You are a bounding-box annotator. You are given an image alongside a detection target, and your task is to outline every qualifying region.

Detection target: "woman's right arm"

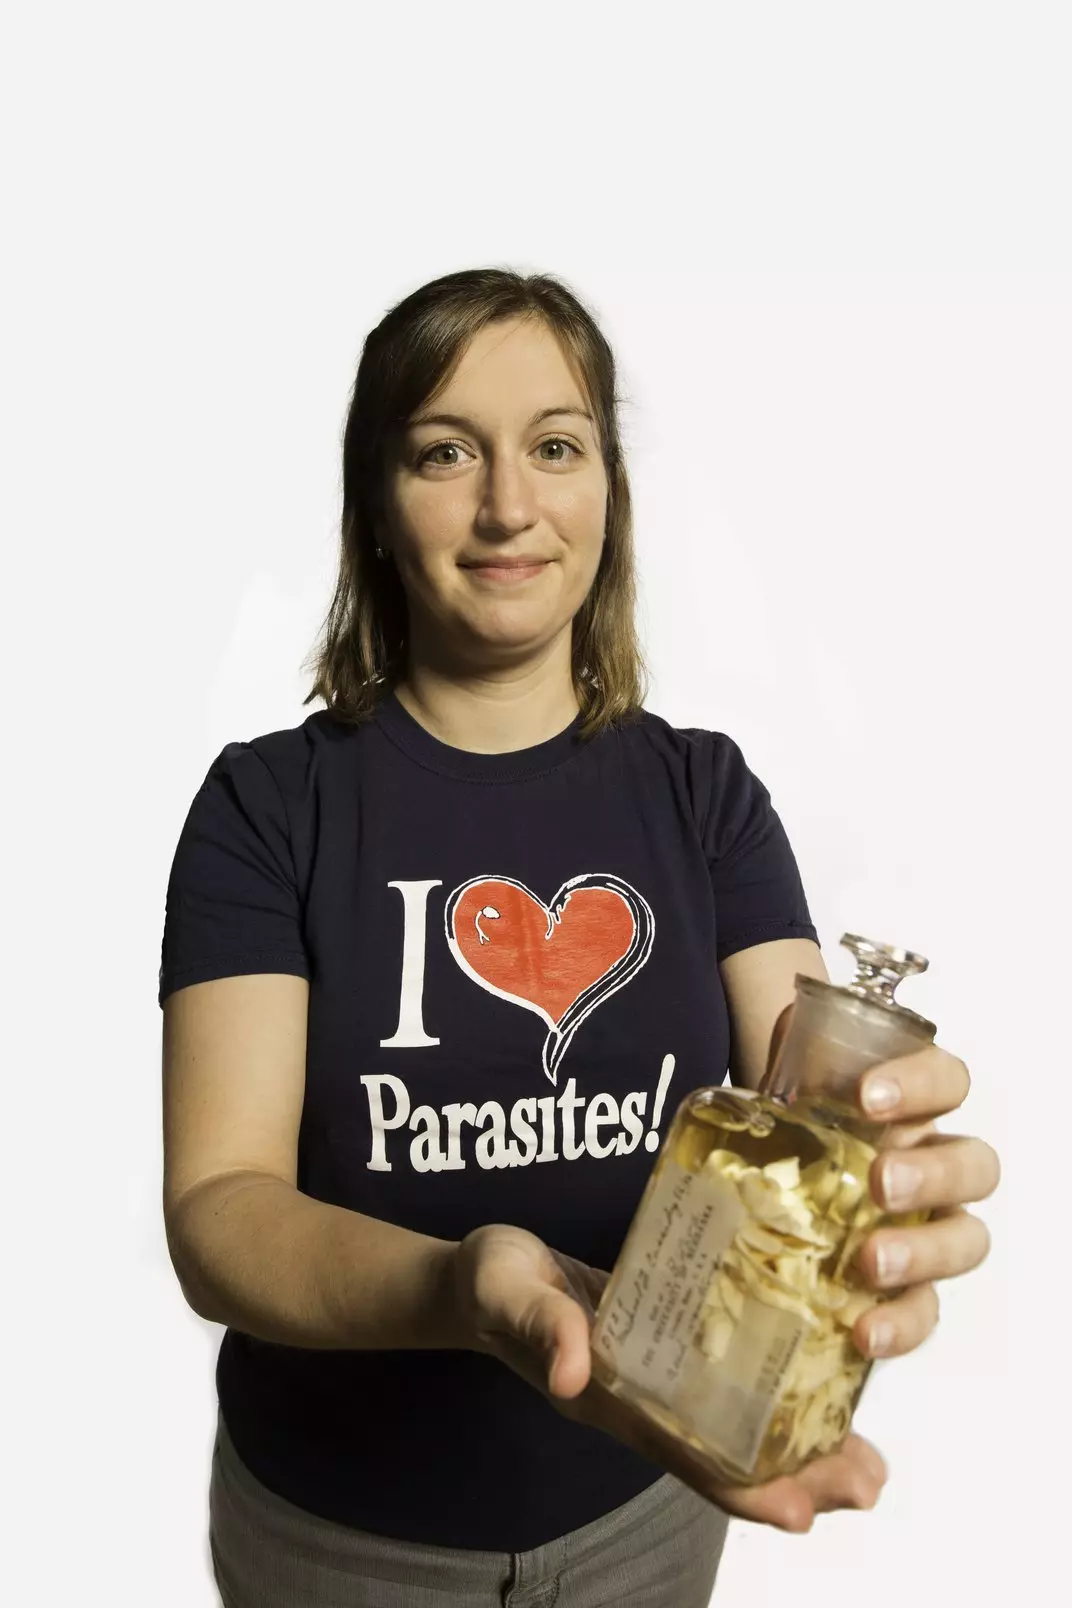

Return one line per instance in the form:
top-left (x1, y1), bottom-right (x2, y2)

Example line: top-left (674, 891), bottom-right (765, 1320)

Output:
top-left (162, 972), bottom-right (465, 1351)
top-left (162, 969), bottom-right (886, 1527)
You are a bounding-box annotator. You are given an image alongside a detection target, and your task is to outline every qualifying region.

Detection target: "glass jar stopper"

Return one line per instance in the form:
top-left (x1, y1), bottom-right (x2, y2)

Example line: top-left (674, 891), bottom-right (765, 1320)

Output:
top-left (840, 933), bottom-right (928, 1010)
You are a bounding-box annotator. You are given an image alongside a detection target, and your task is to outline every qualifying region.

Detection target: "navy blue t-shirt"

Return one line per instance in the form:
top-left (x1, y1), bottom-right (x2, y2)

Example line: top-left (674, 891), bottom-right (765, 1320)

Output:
top-left (158, 693), bottom-right (818, 1551)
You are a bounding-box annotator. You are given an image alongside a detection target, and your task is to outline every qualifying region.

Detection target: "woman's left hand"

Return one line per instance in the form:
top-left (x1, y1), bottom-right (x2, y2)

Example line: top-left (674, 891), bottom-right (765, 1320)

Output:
top-left (769, 1006), bottom-right (1001, 1361)
top-left (849, 1044), bottom-right (1001, 1359)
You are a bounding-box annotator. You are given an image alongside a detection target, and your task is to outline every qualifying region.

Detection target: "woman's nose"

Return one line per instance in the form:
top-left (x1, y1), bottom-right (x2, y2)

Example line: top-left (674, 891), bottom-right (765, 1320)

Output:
top-left (474, 455), bottom-right (539, 535)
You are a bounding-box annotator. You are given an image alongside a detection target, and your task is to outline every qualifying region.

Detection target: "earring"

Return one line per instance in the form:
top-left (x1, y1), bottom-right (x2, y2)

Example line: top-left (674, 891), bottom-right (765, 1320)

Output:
top-left (374, 544), bottom-right (386, 561)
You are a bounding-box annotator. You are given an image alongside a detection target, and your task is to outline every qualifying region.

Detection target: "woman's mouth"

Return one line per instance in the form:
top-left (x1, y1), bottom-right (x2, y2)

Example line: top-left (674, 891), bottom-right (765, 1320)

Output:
top-left (461, 560), bottom-right (551, 584)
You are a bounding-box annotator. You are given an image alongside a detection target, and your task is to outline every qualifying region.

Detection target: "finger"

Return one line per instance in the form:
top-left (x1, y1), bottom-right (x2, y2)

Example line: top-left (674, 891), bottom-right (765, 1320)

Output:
top-left (880, 1118), bottom-right (939, 1149)
top-left (853, 1280), bottom-right (940, 1358)
top-left (858, 1044), bottom-right (970, 1123)
top-left (765, 1002), bottom-right (795, 1081)
top-left (869, 1135), bottom-right (1002, 1213)
top-left (858, 1208), bottom-right (992, 1293)
top-left (489, 1331), bottom-right (560, 1396)
top-left (717, 1435), bottom-right (887, 1530)
top-left (585, 1265), bottom-right (612, 1304)
top-left (711, 1474), bottom-right (815, 1532)
top-left (552, 1253), bottom-right (609, 1321)
top-left (793, 1434), bottom-right (888, 1513)
top-left (580, 1375), bottom-right (887, 1532)
top-left (844, 1433), bottom-right (888, 1486)
top-left (581, 1375), bottom-right (815, 1532)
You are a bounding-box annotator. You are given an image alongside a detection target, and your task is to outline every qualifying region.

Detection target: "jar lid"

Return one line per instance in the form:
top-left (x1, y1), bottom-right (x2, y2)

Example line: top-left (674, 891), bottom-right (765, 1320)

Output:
top-left (832, 932), bottom-right (936, 1032)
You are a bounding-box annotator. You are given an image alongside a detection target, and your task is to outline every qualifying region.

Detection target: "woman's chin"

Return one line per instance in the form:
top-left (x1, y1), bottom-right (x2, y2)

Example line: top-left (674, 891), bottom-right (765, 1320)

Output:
top-left (458, 610), bottom-right (570, 662)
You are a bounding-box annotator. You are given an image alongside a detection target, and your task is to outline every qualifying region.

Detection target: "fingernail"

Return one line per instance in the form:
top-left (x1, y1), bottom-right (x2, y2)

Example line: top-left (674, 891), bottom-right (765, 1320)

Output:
top-left (862, 1076), bottom-right (900, 1114)
top-left (882, 1159), bottom-right (921, 1210)
top-left (868, 1320), bottom-right (895, 1357)
top-left (875, 1240), bottom-right (911, 1284)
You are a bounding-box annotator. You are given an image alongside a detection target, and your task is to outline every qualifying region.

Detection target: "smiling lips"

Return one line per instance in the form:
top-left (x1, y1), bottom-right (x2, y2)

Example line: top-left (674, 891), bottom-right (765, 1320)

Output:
top-left (461, 557), bottom-right (551, 582)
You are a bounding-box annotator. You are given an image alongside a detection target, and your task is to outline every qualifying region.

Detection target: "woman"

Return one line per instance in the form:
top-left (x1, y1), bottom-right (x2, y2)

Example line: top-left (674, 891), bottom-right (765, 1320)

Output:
top-left (159, 268), bottom-right (1000, 1607)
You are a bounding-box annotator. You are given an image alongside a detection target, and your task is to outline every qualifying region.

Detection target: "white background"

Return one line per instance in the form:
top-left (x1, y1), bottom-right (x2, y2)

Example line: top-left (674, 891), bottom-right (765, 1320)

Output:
top-left (3, 2), bottom-right (1067, 1603)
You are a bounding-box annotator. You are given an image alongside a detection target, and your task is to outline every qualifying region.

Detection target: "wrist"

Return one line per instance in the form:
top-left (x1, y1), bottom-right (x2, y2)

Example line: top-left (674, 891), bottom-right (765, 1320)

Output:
top-left (423, 1238), bottom-right (472, 1350)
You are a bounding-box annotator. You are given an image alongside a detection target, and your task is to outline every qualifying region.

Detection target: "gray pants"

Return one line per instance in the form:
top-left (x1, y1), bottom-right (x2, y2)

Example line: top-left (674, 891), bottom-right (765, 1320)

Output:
top-left (209, 1411), bottom-right (729, 1607)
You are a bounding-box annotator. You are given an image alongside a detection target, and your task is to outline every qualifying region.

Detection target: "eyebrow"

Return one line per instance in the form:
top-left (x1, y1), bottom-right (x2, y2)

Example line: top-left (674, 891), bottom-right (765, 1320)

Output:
top-left (407, 405), bottom-right (594, 432)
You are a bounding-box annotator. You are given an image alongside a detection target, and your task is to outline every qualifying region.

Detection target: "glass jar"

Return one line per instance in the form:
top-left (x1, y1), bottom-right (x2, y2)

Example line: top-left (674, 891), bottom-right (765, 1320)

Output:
top-left (589, 934), bottom-right (936, 1487)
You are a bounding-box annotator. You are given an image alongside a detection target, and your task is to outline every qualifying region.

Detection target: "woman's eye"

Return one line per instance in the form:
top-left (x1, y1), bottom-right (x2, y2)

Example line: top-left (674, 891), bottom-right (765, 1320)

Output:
top-left (538, 438), bottom-right (579, 463)
top-left (417, 437), bottom-right (581, 469)
top-left (417, 441), bottom-right (470, 468)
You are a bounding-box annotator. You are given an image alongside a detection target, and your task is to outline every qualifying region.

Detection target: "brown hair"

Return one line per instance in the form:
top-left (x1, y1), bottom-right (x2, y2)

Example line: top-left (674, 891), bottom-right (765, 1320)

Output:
top-left (302, 267), bottom-right (648, 738)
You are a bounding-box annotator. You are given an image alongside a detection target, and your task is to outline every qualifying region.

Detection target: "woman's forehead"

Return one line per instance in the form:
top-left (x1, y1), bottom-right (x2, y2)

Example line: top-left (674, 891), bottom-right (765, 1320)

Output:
top-left (415, 320), bottom-right (590, 421)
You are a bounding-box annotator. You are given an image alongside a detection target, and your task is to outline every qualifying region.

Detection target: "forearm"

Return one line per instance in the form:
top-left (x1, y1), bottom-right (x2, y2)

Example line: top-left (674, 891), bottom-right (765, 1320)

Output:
top-left (166, 1171), bottom-right (465, 1351)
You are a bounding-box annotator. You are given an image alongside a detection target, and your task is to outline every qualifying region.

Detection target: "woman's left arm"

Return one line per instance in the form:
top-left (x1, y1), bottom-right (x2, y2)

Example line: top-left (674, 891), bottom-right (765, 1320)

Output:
top-left (719, 937), bottom-right (1002, 1362)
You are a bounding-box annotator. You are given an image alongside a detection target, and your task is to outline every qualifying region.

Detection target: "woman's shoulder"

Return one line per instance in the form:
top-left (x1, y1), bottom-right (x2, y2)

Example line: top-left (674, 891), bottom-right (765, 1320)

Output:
top-left (614, 709), bottom-right (775, 841)
top-left (614, 706), bottom-right (744, 768)
top-left (179, 710), bottom-right (370, 839)
top-left (232, 706), bottom-right (368, 776)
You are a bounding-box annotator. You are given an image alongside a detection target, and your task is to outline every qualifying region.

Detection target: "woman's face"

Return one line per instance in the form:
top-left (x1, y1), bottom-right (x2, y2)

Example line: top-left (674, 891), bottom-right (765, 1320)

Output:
top-left (382, 316), bottom-right (609, 675)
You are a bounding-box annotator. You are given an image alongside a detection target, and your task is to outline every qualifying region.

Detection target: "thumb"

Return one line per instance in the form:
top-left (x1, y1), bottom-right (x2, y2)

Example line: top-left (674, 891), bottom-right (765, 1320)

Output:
top-left (765, 1001), bottom-right (795, 1083)
top-left (519, 1286), bottom-right (593, 1399)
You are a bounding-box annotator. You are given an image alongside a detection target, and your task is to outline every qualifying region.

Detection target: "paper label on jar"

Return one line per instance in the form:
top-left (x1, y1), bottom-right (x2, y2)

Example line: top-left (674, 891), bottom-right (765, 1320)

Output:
top-left (593, 1156), bottom-right (805, 1476)
top-left (675, 1291), bottom-right (805, 1474)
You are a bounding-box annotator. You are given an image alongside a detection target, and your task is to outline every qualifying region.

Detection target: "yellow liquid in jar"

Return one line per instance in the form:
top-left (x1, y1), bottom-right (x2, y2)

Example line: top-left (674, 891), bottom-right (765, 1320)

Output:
top-left (658, 1085), bottom-right (920, 1484)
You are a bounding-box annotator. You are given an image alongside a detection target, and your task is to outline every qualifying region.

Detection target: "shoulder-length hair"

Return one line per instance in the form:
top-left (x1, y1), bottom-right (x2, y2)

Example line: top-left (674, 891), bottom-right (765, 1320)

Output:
top-left (302, 267), bottom-right (648, 738)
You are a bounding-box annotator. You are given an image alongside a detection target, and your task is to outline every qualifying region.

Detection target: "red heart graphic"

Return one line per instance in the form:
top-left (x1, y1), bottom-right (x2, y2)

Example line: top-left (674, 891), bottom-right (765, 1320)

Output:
top-left (448, 877), bottom-right (637, 1026)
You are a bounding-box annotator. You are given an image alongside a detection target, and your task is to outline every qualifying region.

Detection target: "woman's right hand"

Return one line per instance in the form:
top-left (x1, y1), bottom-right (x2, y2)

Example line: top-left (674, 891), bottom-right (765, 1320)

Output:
top-left (451, 1222), bottom-right (888, 1534)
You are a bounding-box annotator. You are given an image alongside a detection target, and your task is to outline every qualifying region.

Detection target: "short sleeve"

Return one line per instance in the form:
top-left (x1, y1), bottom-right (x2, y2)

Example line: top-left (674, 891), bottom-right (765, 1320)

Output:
top-left (698, 732), bottom-right (819, 964)
top-left (158, 741), bottom-right (311, 1007)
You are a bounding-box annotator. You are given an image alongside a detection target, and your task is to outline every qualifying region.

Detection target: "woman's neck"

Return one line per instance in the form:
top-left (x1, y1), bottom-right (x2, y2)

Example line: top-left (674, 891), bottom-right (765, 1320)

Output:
top-left (392, 663), bottom-right (581, 755)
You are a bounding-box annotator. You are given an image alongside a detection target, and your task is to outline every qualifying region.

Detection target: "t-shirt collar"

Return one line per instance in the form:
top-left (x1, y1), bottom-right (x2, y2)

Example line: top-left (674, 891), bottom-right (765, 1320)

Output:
top-left (373, 691), bottom-right (588, 783)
